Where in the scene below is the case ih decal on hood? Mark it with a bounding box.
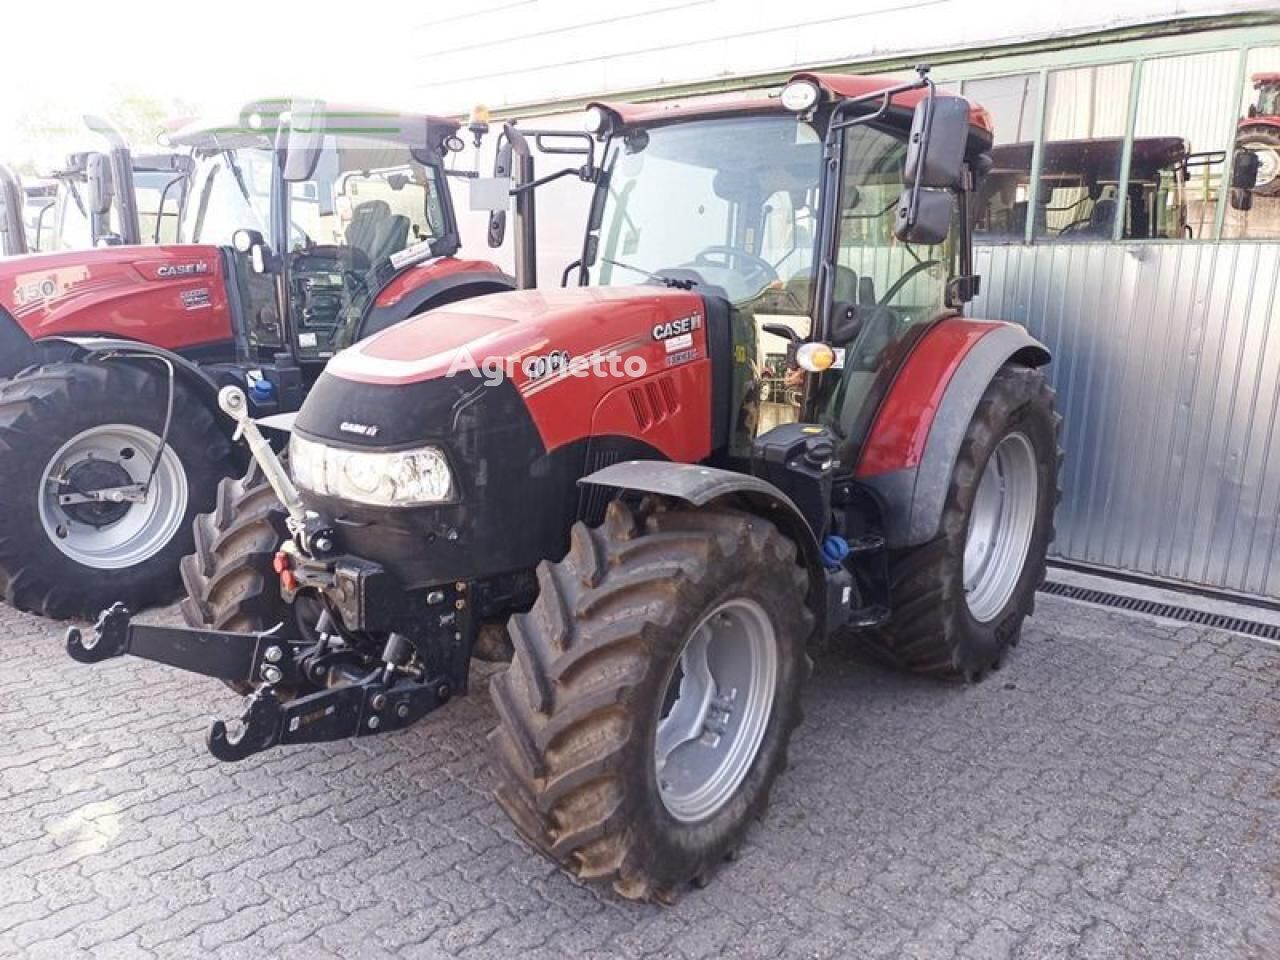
[327,286,712,463]
[0,245,234,352]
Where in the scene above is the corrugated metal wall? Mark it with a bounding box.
[973,242,1280,599]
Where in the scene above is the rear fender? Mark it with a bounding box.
[855,320,1050,549]
[9,335,246,461]
[360,265,514,339]
[579,459,825,606]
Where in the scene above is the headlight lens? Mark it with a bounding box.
[289,434,453,506]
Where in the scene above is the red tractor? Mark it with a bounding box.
[1238,71,1280,196]
[0,99,512,619]
[68,70,1060,901]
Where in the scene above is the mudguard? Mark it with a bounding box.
[579,459,825,588]
[360,263,514,339]
[0,305,36,378]
[855,320,1050,549]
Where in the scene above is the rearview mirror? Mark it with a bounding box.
[281,99,325,183]
[894,93,968,244]
[1229,148,1260,212]
[487,139,513,248]
[904,95,969,190]
[86,153,114,216]
[893,186,953,246]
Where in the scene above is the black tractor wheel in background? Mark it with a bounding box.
[489,500,812,902]
[1237,126,1280,197]
[178,466,301,637]
[0,361,233,620]
[865,364,1061,680]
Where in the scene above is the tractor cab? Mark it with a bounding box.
[1248,72,1280,119]
[29,150,193,252]
[168,100,475,372]
[573,75,987,467]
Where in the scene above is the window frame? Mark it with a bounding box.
[951,25,1280,246]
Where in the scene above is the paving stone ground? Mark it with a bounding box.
[1,594,1277,959]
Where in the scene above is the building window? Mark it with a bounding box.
[1035,63,1134,241]
[1224,46,1280,240]
[966,73,1042,243]
[1133,50,1238,240]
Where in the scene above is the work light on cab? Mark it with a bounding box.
[780,79,820,113]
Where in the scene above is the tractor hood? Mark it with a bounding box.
[292,285,719,588]
[315,284,713,456]
[328,286,704,387]
[0,245,233,353]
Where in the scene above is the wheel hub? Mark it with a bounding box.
[963,432,1039,623]
[38,424,189,570]
[59,458,135,527]
[654,598,778,823]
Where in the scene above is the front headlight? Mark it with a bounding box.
[289,433,453,506]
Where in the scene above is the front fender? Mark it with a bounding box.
[856,320,1050,549]
[0,305,36,378]
[579,459,825,596]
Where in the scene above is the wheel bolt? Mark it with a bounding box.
[396,704,409,719]
[371,693,387,711]
[367,716,380,730]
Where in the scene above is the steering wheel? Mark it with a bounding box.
[878,259,942,307]
[693,245,779,288]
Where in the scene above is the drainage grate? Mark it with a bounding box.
[1039,580,1280,642]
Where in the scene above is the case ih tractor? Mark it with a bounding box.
[0,99,511,619]
[69,70,1060,901]
[1238,72,1280,196]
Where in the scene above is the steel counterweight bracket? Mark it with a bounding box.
[65,602,131,663]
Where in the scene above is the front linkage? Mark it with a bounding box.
[65,386,476,763]
[66,574,473,762]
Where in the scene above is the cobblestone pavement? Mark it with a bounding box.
[1,594,1277,959]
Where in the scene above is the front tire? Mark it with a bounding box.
[866,364,1061,679]
[179,466,296,636]
[0,362,233,619]
[489,500,812,902]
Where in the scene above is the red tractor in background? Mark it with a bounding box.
[69,70,1060,901]
[1238,71,1280,196]
[0,99,511,619]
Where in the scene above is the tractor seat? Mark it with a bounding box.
[345,200,392,261]
[372,214,411,264]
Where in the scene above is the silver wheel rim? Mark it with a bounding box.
[38,424,189,570]
[654,597,778,823]
[1241,141,1280,187]
[963,432,1039,623]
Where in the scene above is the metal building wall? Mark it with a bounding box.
[973,242,1280,600]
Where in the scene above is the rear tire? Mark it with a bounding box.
[0,361,232,619]
[489,500,812,901]
[1237,126,1280,197]
[865,364,1061,679]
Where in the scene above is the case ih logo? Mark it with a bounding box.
[156,262,210,279]
[339,421,380,437]
[651,313,702,341]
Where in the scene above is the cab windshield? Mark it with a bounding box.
[179,136,451,359]
[589,115,822,309]
[180,137,448,257]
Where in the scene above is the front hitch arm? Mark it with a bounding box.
[67,604,455,764]
[66,603,304,687]
[206,675,449,762]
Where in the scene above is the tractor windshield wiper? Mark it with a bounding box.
[602,258,697,290]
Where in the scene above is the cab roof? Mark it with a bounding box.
[168,98,461,152]
[591,70,993,140]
